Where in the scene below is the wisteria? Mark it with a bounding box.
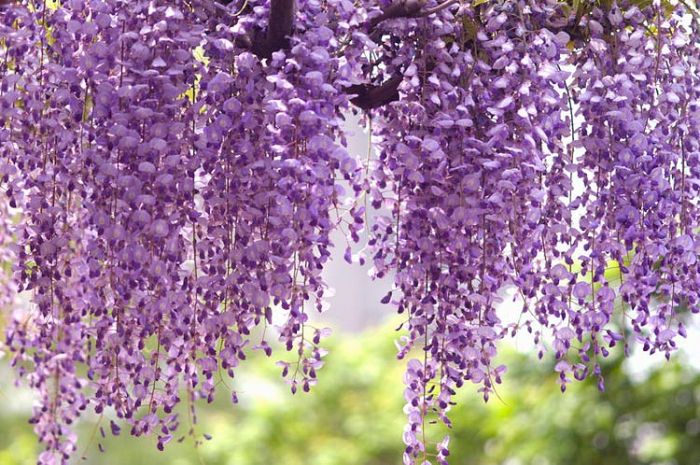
[1,0,699,464]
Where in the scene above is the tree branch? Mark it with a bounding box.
[355,0,463,110]
[250,0,296,58]
[368,0,426,31]
[418,0,459,17]
[347,75,402,110]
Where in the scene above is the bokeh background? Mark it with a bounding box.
[1,119,699,465]
[1,321,700,465]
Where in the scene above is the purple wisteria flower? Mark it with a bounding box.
[1,0,699,464]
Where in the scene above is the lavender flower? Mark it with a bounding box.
[1,0,699,464]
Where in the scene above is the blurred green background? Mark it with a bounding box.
[1,322,699,465]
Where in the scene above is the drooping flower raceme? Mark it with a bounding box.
[1,0,699,464]
[366,0,700,462]
[367,3,575,461]
[2,0,364,461]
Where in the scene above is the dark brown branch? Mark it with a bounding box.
[418,0,459,17]
[351,0,460,110]
[250,0,296,58]
[368,0,426,31]
[236,0,413,109]
[347,75,402,110]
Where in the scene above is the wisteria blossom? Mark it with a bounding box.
[1,0,699,464]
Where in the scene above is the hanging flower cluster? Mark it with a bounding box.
[1,0,699,464]
[368,3,574,462]
[366,0,700,462]
[2,0,365,461]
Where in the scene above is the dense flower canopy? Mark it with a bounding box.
[1,0,699,463]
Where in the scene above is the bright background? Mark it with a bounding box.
[1,321,699,465]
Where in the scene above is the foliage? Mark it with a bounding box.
[1,324,699,465]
